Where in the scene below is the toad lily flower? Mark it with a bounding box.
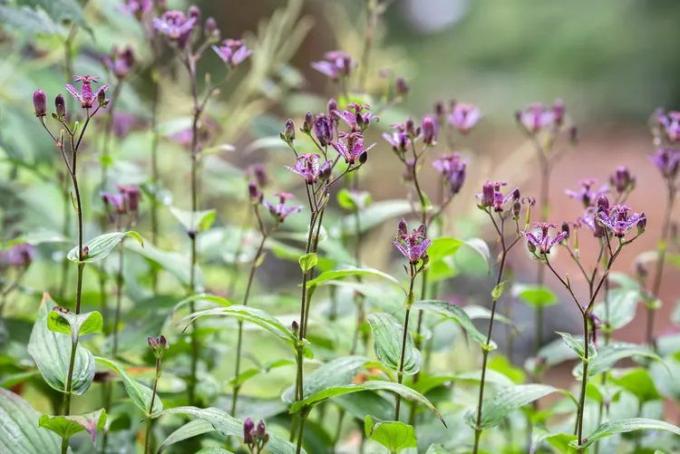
[651,147,680,180]
[393,219,431,264]
[153,10,196,47]
[657,110,680,143]
[448,102,481,134]
[104,46,135,79]
[524,222,568,256]
[65,75,108,109]
[263,192,302,223]
[311,50,354,80]
[610,166,635,195]
[212,39,252,67]
[565,179,608,208]
[334,103,375,131]
[516,100,564,135]
[597,205,646,238]
[332,131,373,165]
[287,153,323,184]
[433,153,467,195]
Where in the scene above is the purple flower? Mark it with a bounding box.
[477,181,514,212]
[0,243,35,269]
[395,77,409,96]
[311,50,354,80]
[332,131,373,165]
[287,154,322,184]
[65,75,108,109]
[651,147,680,180]
[334,103,375,131]
[104,46,135,79]
[313,115,334,147]
[382,127,409,154]
[610,166,635,195]
[448,102,481,134]
[516,101,563,134]
[565,179,608,208]
[33,89,47,117]
[243,417,255,444]
[433,153,466,195]
[597,205,645,238]
[421,116,437,145]
[102,192,126,214]
[524,223,568,255]
[55,94,66,118]
[212,39,251,67]
[658,110,680,143]
[263,192,302,223]
[248,163,268,187]
[153,10,196,47]
[118,185,141,212]
[393,219,431,264]
[124,0,153,18]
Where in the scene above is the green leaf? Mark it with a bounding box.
[513,284,557,308]
[94,357,163,416]
[289,380,443,423]
[18,0,88,29]
[576,418,680,449]
[230,359,294,388]
[337,200,412,235]
[592,288,639,331]
[0,5,59,35]
[611,368,661,403]
[161,407,300,454]
[337,188,371,211]
[47,309,103,342]
[427,237,463,262]
[367,313,420,375]
[28,294,95,395]
[471,384,560,429]
[298,252,318,272]
[306,266,401,288]
[169,207,216,233]
[364,417,416,453]
[184,305,297,349]
[491,281,507,300]
[158,419,216,452]
[556,332,596,361]
[578,343,663,377]
[39,409,106,444]
[412,300,489,348]
[67,231,143,263]
[282,356,367,403]
[0,388,60,454]
[464,238,491,269]
[126,240,194,287]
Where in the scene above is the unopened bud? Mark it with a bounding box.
[561,222,570,238]
[319,161,332,180]
[637,213,647,234]
[421,116,436,146]
[395,77,409,97]
[302,112,313,133]
[281,119,295,143]
[359,151,368,164]
[188,5,201,20]
[33,89,47,117]
[205,17,219,37]
[55,94,66,118]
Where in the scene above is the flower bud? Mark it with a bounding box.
[302,112,313,133]
[97,89,107,107]
[33,89,47,117]
[561,222,570,238]
[205,17,219,37]
[250,163,268,187]
[359,151,368,164]
[480,182,494,208]
[421,116,436,146]
[637,213,647,234]
[255,420,266,439]
[512,201,521,220]
[281,119,295,143]
[319,160,332,180]
[291,320,299,334]
[243,417,255,444]
[553,98,565,126]
[188,5,201,20]
[596,195,609,213]
[248,181,262,203]
[395,77,409,97]
[147,335,168,358]
[55,94,66,118]
[512,188,521,201]
[327,98,338,115]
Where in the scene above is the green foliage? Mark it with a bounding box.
[67,231,143,263]
[576,418,680,449]
[47,309,102,342]
[0,388,60,453]
[364,416,417,453]
[39,409,106,443]
[468,384,561,429]
[368,312,421,375]
[94,357,163,416]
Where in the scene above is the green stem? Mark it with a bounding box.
[144,357,162,454]
[395,267,416,420]
[575,314,590,448]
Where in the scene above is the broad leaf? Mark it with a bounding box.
[577,343,663,377]
[368,313,420,375]
[282,356,367,403]
[592,288,639,331]
[39,409,106,443]
[94,357,163,416]
[471,384,560,429]
[464,238,491,269]
[611,368,661,403]
[28,294,95,395]
[306,266,401,288]
[169,207,216,233]
[18,0,88,29]
[513,284,557,308]
[337,200,412,235]
[47,309,103,342]
[67,231,143,263]
[298,252,318,272]
[0,388,60,454]
[556,332,596,361]
[126,240,194,287]
[427,237,463,262]
[161,407,300,454]
[364,417,416,452]
[158,419,216,452]
[576,418,680,449]
[412,300,490,348]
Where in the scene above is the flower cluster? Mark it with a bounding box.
[243,417,269,453]
[651,147,680,181]
[565,179,608,208]
[515,99,565,135]
[147,335,168,359]
[263,192,302,223]
[524,222,568,256]
[213,39,252,68]
[597,204,646,238]
[657,109,680,143]
[393,219,431,264]
[477,181,521,215]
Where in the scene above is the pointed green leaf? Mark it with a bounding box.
[306,266,400,288]
[298,252,318,272]
[282,356,367,403]
[513,284,557,308]
[464,238,491,269]
[94,357,163,416]
[28,294,95,395]
[412,300,490,348]
[576,418,680,449]
[611,368,661,403]
[39,409,106,444]
[556,332,596,362]
[471,384,560,429]
[169,207,216,233]
[365,417,417,452]
[67,231,143,263]
[577,342,663,377]
[427,237,463,262]
[368,313,420,375]
[47,308,102,342]
[0,388,60,454]
[593,288,639,331]
[158,419,216,452]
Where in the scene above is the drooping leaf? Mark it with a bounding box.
[0,388,60,454]
[126,240,194,287]
[169,207,216,233]
[470,384,561,429]
[282,356,367,403]
[575,418,680,449]
[367,313,420,375]
[94,357,163,416]
[289,380,443,424]
[306,266,401,288]
[28,294,95,395]
[463,238,491,269]
[364,416,417,453]
[67,231,143,263]
[592,288,639,331]
[161,406,300,454]
[337,200,412,235]
[47,309,103,342]
[577,343,663,377]
[412,300,490,348]
[157,419,216,452]
[39,409,106,444]
[513,284,557,308]
[611,368,661,403]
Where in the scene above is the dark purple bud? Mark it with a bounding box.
[291,320,299,334]
[405,118,417,137]
[553,99,565,126]
[205,17,218,36]
[255,420,266,439]
[243,417,255,444]
[249,164,268,187]
[327,98,338,115]
[319,161,332,180]
[302,112,313,133]
[359,151,368,164]
[33,89,47,117]
[480,182,494,208]
[421,116,436,146]
[561,222,570,238]
[248,181,262,203]
[434,101,445,121]
[188,5,200,20]
[119,185,142,212]
[596,195,609,213]
[637,213,647,234]
[610,166,634,194]
[55,94,66,118]
[281,119,295,143]
[147,335,168,358]
[313,115,333,146]
[97,89,107,107]
[395,77,409,96]
[512,188,521,201]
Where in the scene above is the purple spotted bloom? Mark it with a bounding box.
[477,181,515,212]
[524,223,568,255]
[516,101,563,134]
[125,0,153,18]
[332,131,373,165]
[651,147,680,180]
[153,10,196,47]
[65,75,108,109]
[565,179,608,208]
[658,110,680,143]
[597,205,645,238]
[212,39,252,67]
[311,50,354,80]
[433,153,466,195]
[288,153,322,184]
[334,103,374,131]
[382,126,409,154]
[421,116,437,145]
[263,192,302,223]
[393,219,430,264]
[104,46,135,79]
[313,115,334,147]
[448,102,481,134]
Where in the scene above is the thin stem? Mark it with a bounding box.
[144,357,162,454]
[395,266,416,420]
[534,153,550,353]
[111,241,125,358]
[575,314,590,447]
